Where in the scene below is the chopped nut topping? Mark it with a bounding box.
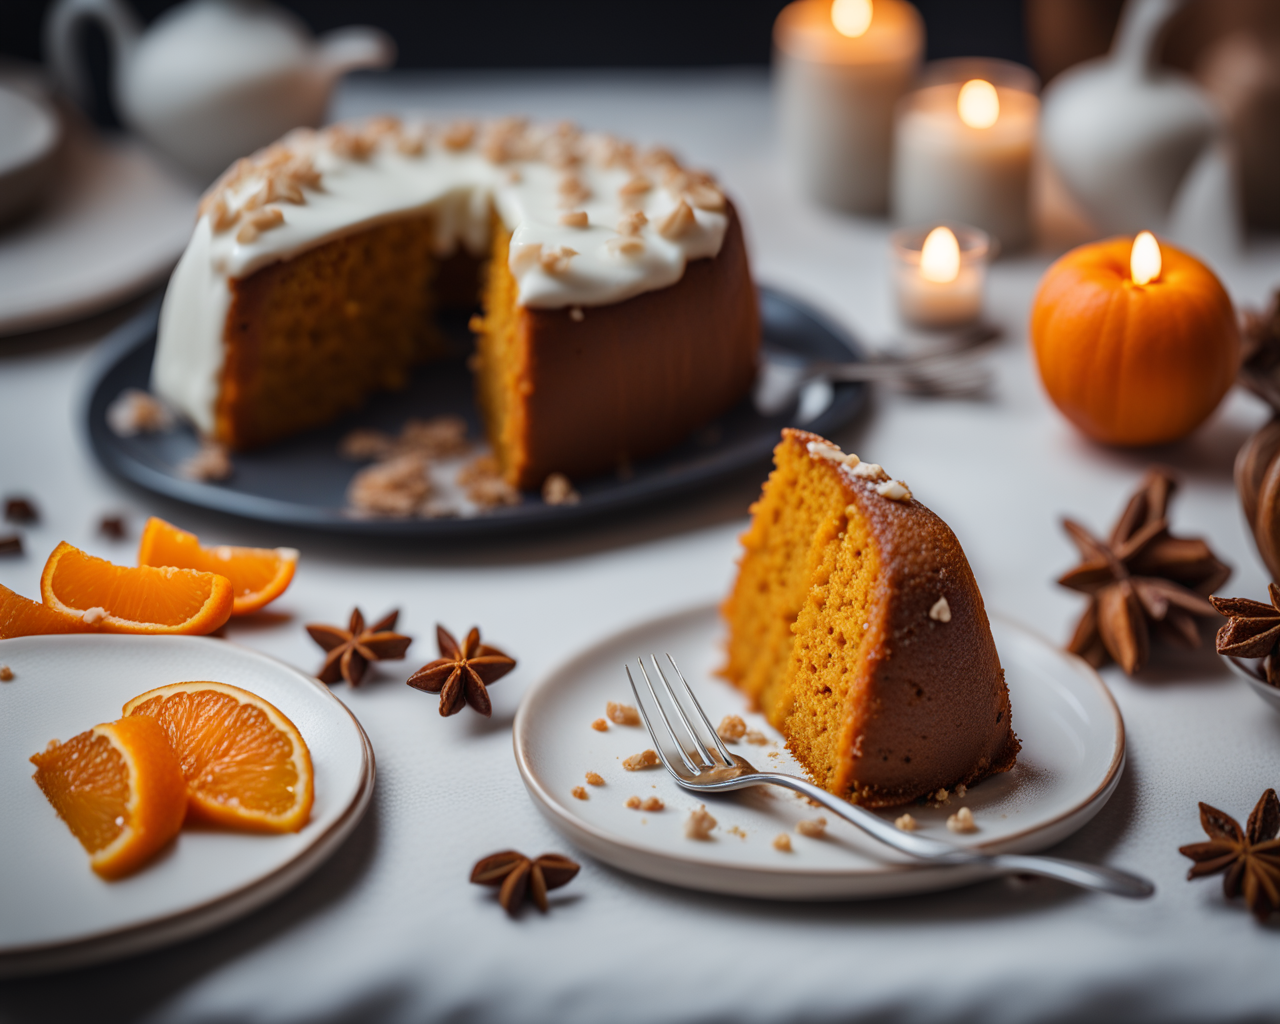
[0,666,12,682]
[617,211,648,236]
[179,442,233,482]
[327,125,377,161]
[929,597,952,622]
[81,606,108,625]
[559,210,589,228]
[208,194,239,232]
[796,817,827,838]
[842,453,862,469]
[685,805,717,840]
[511,241,544,273]
[623,749,659,771]
[569,307,584,323]
[895,813,919,832]
[591,717,608,731]
[851,462,889,482]
[806,441,843,461]
[606,235,645,256]
[618,174,652,198]
[877,479,912,501]
[442,121,476,150]
[538,245,578,274]
[572,786,589,801]
[773,833,792,851]
[935,788,950,803]
[557,175,591,206]
[106,389,175,437]
[235,207,285,244]
[685,182,726,212]
[717,715,747,742]
[585,772,605,786]
[396,130,427,156]
[542,472,580,506]
[347,454,430,517]
[744,729,769,745]
[657,199,696,239]
[641,797,664,811]
[956,784,967,797]
[607,701,641,726]
[947,806,978,833]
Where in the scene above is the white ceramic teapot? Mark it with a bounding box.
[45,0,394,180]
[1039,0,1234,248]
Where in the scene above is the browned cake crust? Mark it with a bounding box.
[506,203,759,488]
[724,429,1019,808]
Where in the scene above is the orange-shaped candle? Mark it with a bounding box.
[1030,233,1239,446]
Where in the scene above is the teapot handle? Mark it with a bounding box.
[1110,0,1186,77]
[43,0,141,110]
[316,26,396,78]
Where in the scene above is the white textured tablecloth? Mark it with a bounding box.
[3,69,1280,1024]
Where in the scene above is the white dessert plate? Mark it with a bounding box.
[1221,654,1280,715]
[0,635,373,978]
[514,605,1125,900]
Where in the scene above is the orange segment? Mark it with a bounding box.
[40,541,233,635]
[1,582,102,638]
[137,517,298,616]
[30,716,187,879]
[123,681,313,833]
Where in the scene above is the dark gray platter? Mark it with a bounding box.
[85,287,867,537]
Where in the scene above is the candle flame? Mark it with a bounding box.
[957,79,999,129]
[831,0,873,38]
[1130,231,1161,285]
[920,227,961,284]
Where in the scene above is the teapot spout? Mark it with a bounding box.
[315,26,395,80]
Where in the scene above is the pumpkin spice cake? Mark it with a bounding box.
[721,428,1019,809]
[153,117,760,490]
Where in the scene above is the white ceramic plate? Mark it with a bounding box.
[1221,654,1280,715]
[0,635,373,978]
[514,605,1125,900]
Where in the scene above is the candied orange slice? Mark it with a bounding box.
[123,681,313,833]
[30,716,187,879]
[40,541,233,635]
[1,582,101,638]
[137,517,298,616]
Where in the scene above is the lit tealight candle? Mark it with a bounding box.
[774,0,924,213]
[892,60,1039,250]
[892,224,991,328]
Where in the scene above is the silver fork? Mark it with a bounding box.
[625,654,1154,899]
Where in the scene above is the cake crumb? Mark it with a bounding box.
[81,606,108,625]
[465,474,521,509]
[607,701,641,726]
[685,805,716,840]
[876,479,912,501]
[773,833,792,852]
[339,428,396,461]
[717,715,746,742]
[98,515,127,540]
[590,717,608,731]
[727,825,747,839]
[895,813,918,832]
[625,795,642,809]
[178,442,233,482]
[641,797,664,811]
[397,416,471,458]
[585,772,605,786]
[623,749,659,771]
[106,389,175,437]
[767,751,779,758]
[744,730,769,745]
[542,473,580,506]
[929,597,952,623]
[4,498,37,523]
[571,786,588,801]
[0,666,12,681]
[955,783,967,797]
[934,788,950,804]
[947,807,978,833]
[0,535,23,556]
[569,306,585,322]
[347,454,431,517]
[796,817,827,838]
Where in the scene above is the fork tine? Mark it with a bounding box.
[627,661,701,775]
[650,656,719,768]
[664,653,736,767]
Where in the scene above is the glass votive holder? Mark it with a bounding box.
[890,223,991,330]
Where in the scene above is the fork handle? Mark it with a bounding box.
[753,772,1153,899]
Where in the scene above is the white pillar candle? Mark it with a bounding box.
[891,224,990,328]
[892,60,1039,250]
[774,0,924,214]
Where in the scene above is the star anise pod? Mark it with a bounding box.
[305,608,412,687]
[1210,583,1280,685]
[470,849,580,916]
[1179,789,1280,922]
[1058,467,1230,674]
[406,625,515,716]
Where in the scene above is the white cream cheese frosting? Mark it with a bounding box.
[152,117,731,435]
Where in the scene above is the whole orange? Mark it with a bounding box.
[1030,235,1239,446]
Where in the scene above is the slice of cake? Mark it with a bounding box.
[153,118,760,491]
[722,429,1018,808]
